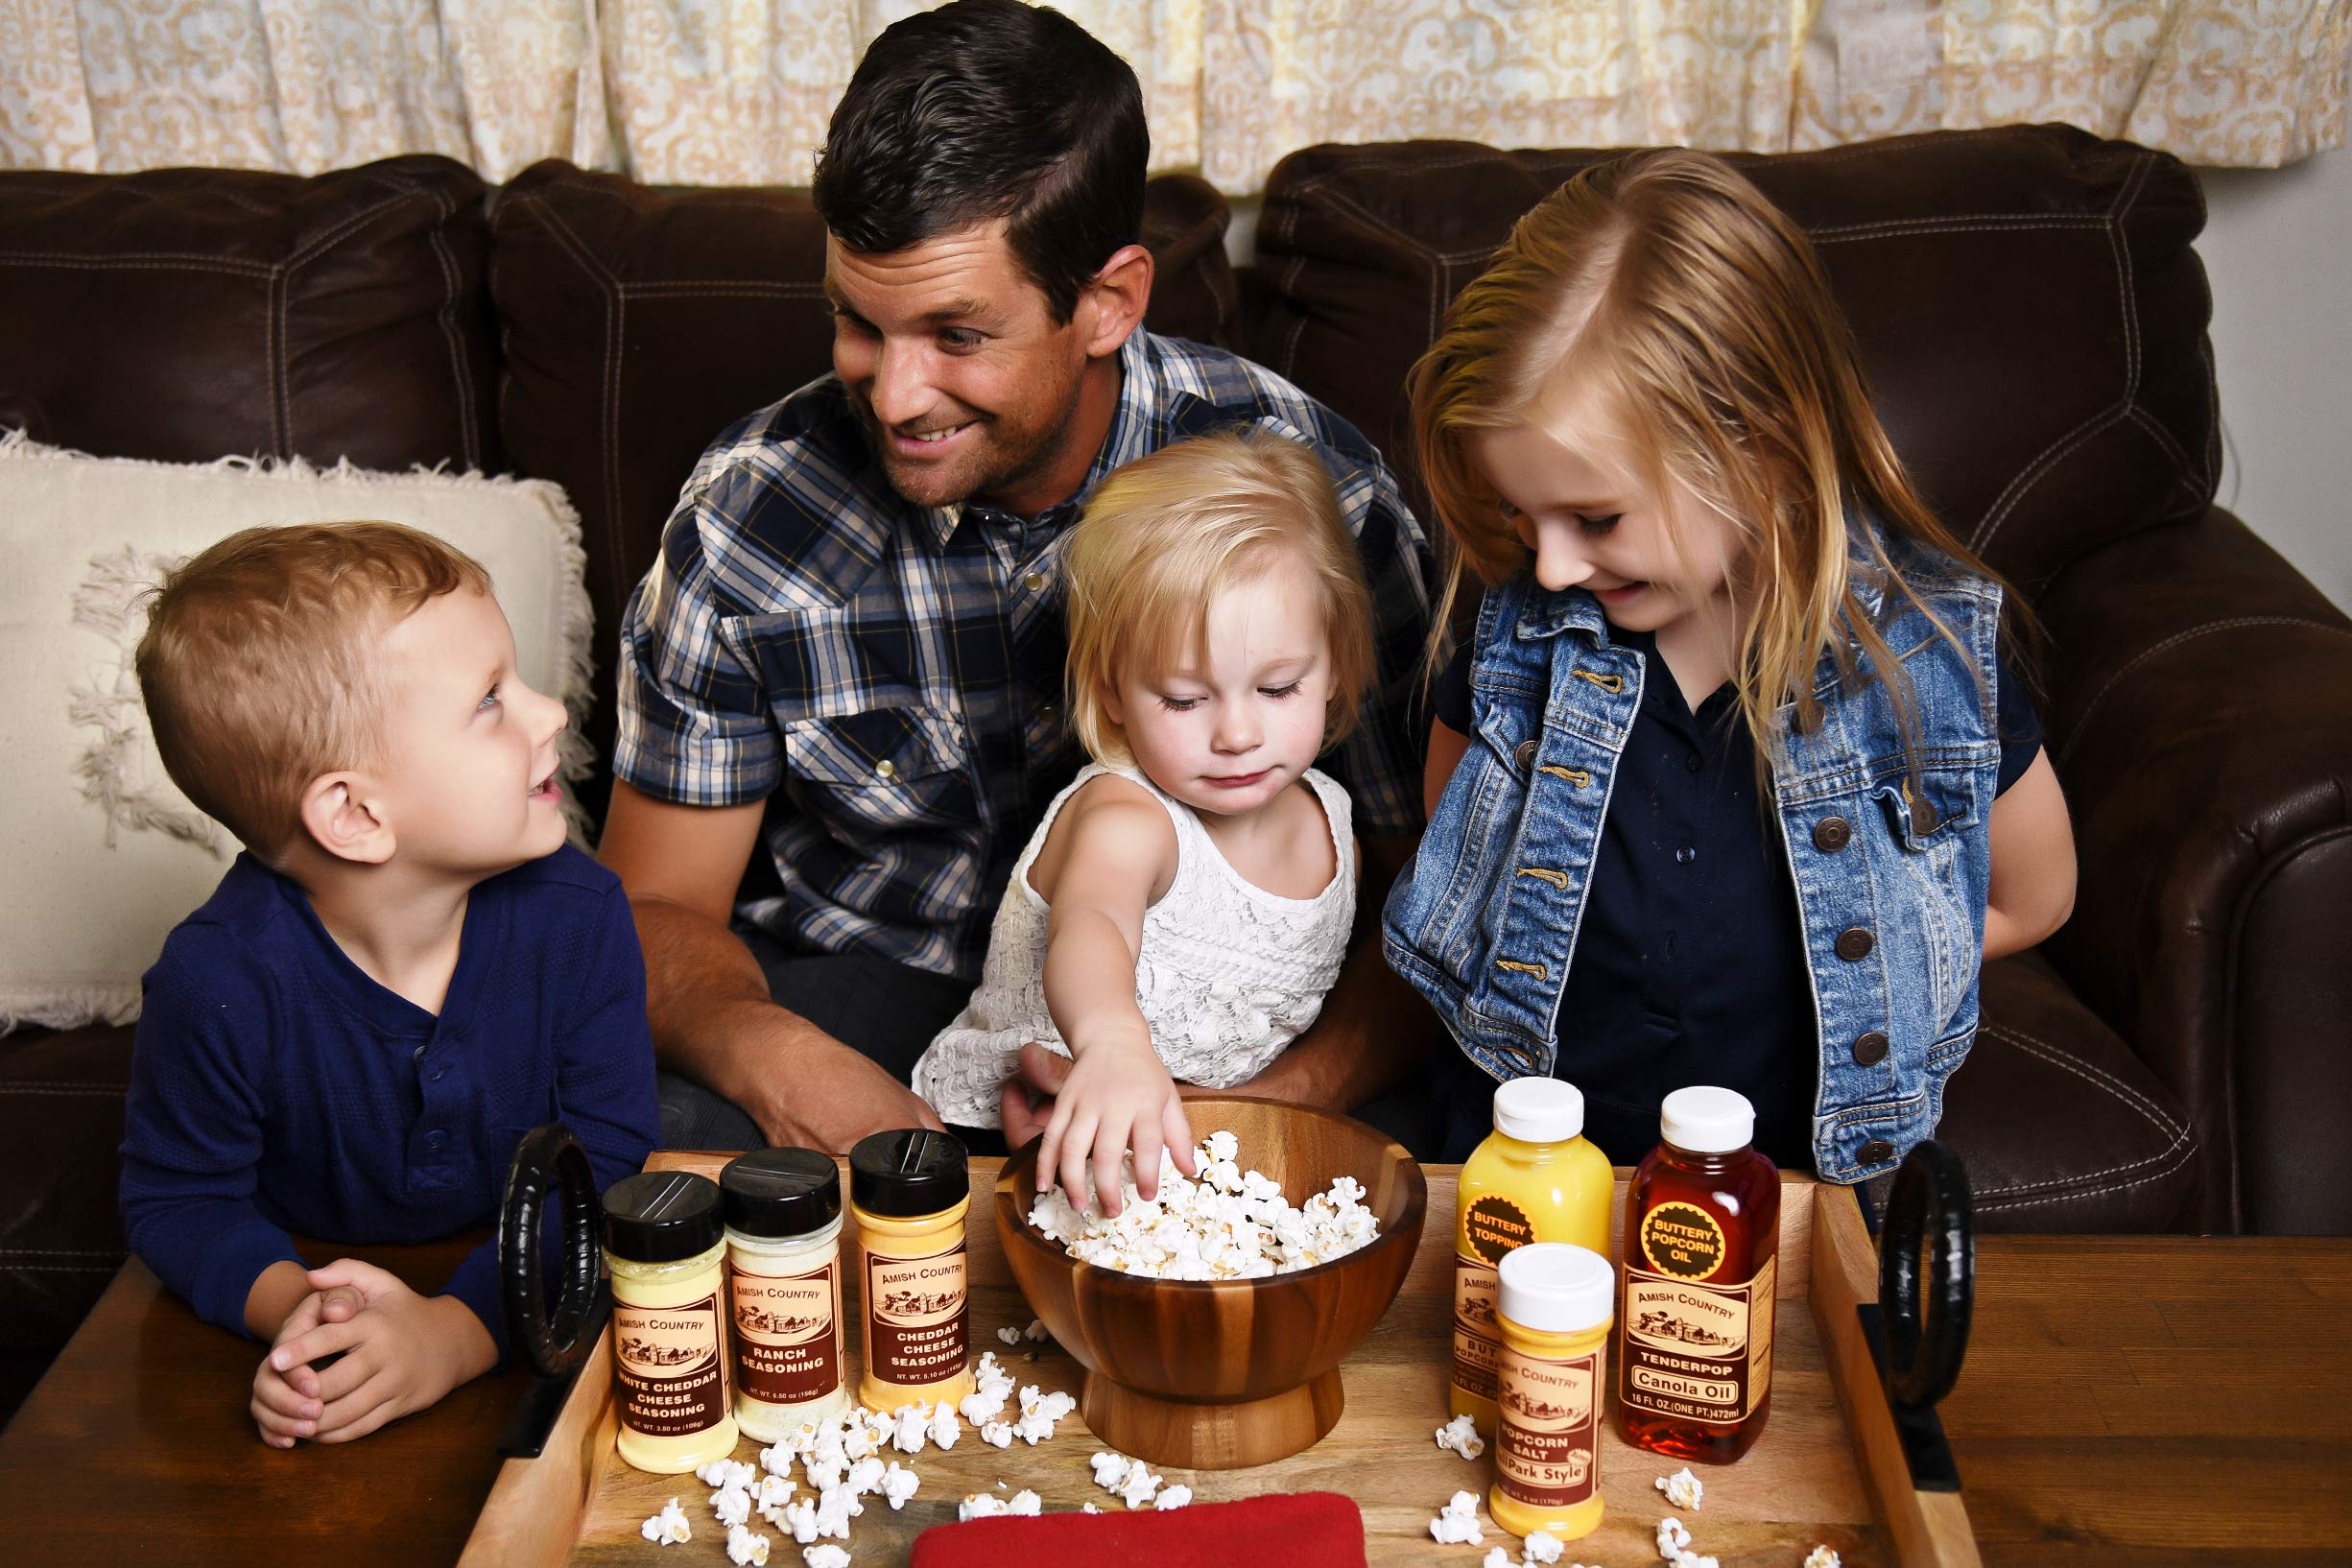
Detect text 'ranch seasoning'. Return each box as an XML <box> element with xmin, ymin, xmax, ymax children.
<box><xmin>1489</xmin><ymin>1242</ymin><xmax>1613</xmax><ymax>1542</ymax></box>
<box><xmin>849</xmin><ymin>1128</ymin><xmax>977</xmax><ymax>1412</ymax></box>
<box><xmin>604</xmin><ymin>1170</ymin><xmax>739</xmax><ymax>1474</ymax></box>
<box><xmin>1452</xmin><ymin>1077</ymin><xmax>1612</xmax><ymax>1437</ymax></box>
<box><xmin>721</xmin><ymin>1148</ymin><xmax>851</xmax><ymax>1438</ymax></box>
<box><xmin>1617</xmin><ymin>1085</ymin><xmax>1780</xmax><ymax>1463</ymax></box>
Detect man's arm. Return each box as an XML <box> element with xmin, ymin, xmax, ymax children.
<box><xmin>598</xmin><ymin>780</ymin><xmax>943</xmax><ymax>1151</ymax></box>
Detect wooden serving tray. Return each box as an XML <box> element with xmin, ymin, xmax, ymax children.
<box><xmin>463</xmin><ymin>1154</ymin><xmax>1980</xmax><ymax>1567</ymax></box>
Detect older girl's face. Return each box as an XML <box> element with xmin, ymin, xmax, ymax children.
<box><xmin>1470</xmin><ymin>392</ymin><xmax>1744</xmax><ymax>640</ymax></box>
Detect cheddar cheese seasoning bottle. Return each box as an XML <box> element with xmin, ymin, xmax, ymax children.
<box><xmin>604</xmin><ymin>1170</ymin><xmax>739</xmax><ymax>1474</ymax></box>
<box><xmin>1453</xmin><ymin>1077</ymin><xmax>1612</xmax><ymax>1436</ymax></box>
<box><xmin>849</xmin><ymin>1128</ymin><xmax>976</xmax><ymax>1412</ymax></box>
<box><xmin>1488</xmin><ymin>1243</ymin><xmax>1613</xmax><ymax>1542</ymax></box>
<box><xmin>1616</xmin><ymin>1086</ymin><xmax>1779</xmax><ymax>1462</ymax></box>
<box><xmin>722</xmin><ymin>1148</ymin><xmax>851</xmax><ymax>1439</ymax></box>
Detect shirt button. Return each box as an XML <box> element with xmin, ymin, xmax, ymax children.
<box><xmin>1023</xmin><ymin>570</ymin><xmax>1049</xmax><ymax>593</ymax></box>
<box><xmin>425</xmin><ymin>1130</ymin><xmax>446</xmax><ymax>1151</ymax></box>
<box><xmin>1685</xmin><ymin>752</ymin><xmax>1702</xmax><ymax>773</ymax></box>
<box><xmin>1836</xmin><ymin>926</ymin><xmax>1876</xmax><ymax>962</ymax></box>
<box><xmin>1514</xmin><ymin>739</ymin><xmax>1537</xmax><ymax>772</ymax></box>
<box><xmin>1675</xmin><ymin>845</ymin><xmax>1696</xmax><ymax>865</ymax></box>
<box><xmin>1858</xmin><ymin>1138</ymin><xmax>1896</xmax><ymax>1165</ymax></box>
<box><xmin>411</xmin><ymin>1044</ymin><xmax>427</xmax><ymax>1064</ymax></box>
<box><xmin>1038</xmin><ymin>703</ymin><xmax>1059</xmax><ymax>725</ymax></box>
<box><xmin>1851</xmin><ymin>1031</ymin><xmax>1890</xmax><ymax>1066</ymax></box>
<box><xmin>430</xmin><ymin>1066</ymin><xmax>446</xmax><ymax>1082</ymax></box>
<box><xmin>1814</xmin><ymin>816</ymin><xmax>1854</xmax><ymax>852</ymax></box>
<box><xmin>875</xmin><ymin>758</ymin><xmax>897</xmax><ymax>780</ymax></box>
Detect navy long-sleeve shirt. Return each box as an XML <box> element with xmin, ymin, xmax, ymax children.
<box><xmin>119</xmin><ymin>844</ymin><xmax>660</xmax><ymax>1359</ymax></box>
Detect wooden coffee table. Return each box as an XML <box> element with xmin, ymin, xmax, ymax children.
<box><xmin>1</xmin><ymin>1199</ymin><xmax>2343</xmax><ymax>1565</ymax></box>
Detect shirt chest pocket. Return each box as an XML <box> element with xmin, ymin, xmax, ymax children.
<box><xmin>783</xmin><ymin>704</ymin><xmax>978</xmax><ymax>830</ymax></box>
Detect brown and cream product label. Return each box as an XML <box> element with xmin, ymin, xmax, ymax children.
<box><xmin>1453</xmin><ymin>1194</ymin><xmax>1534</xmax><ymax>1403</ymax></box>
<box><xmin>612</xmin><ymin>1292</ymin><xmax>731</xmax><ymax>1438</ymax></box>
<box><xmin>1619</xmin><ymin>1244</ymin><xmax>1777</xmax><ymax>1427</ymax></box>
<box><xmin>1495</xmin><ymin>1343</ymin><xmax>1602</xmax><ymax>1509</ymax></box>
<box><xmin>731</xmin><ymin>1256</ymin><xmax>843</xmax><ymax>1408</ymax></box>
<box><xmin>864</xmin><ymin>1240</ymin><xmax>969</xmax><ymax>1389</ymax></box>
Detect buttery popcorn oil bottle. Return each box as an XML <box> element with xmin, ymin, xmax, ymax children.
<box><xmin>1452</xmin><ymin>1077</ymin><xmax>1612</xmax><ymax>1437</ymax></box>
<box><xmin>1616</xmin><ymin>1086</ymin><xmax>1779</xmax><ymax>1462</ymax></box>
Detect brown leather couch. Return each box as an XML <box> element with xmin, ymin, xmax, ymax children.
<box><xmin>5</xmin><ymin>125</ymin><xmax>2347</xmax><ymax>1422</ymax></box>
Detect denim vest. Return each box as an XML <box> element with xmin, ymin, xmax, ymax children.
<box><xmin>1383</xmin><ymin>526</ymin><xmax>2003</xmax><ymax>1183</ymax></box>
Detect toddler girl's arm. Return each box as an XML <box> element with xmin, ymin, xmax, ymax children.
<box><xmin>1030</xmin><ymin>775</ymin><xmax>1198</xmax><ymax>1216</ymax></box>
<box><xmin>1984</xmin><ymin>748</ymin><xmax>2077</xmax><ymax>960</ymax></box>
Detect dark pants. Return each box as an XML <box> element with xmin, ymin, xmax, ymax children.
<box><xmin>655</xmin><ymin>925</ymin><xmax>976</xmax><ymax>1152</ymax></box>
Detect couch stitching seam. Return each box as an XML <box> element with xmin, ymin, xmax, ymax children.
<box><xmin>2057</xmin><ymin>616</ymin><xmax>2352</xmax><ymax>767</ymax></box>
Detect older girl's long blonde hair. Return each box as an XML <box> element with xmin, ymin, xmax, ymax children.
<box><xmin>1410</xmin><ymin>148</ymin><xmax>2014</xmax><ymax>772</ymax></box>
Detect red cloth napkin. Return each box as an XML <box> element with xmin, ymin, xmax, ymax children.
<box><xmin>909</xmin><ymin>1490</ymin><xmax>1366</xmax><ymax>1568</ymax></box>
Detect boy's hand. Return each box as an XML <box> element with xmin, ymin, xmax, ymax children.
<box><xmin>259</xmin><ymin>1259</ymin><xmax>498</xmax><ymax>1443</ymax></box>
<box><xmin>1036</xmin><ymin>1031</ymin><xmax>1197</xmax><ymax>1219</ymax></box>
<box><xmin>250</xmin><ymin>1281</ymin><xmax>368</xmax><ymax>1447</ymax></box>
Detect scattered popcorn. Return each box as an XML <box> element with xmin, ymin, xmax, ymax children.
<box><xmin>754</xmin><ymin>1474</ymin><xmax>793</xmax><ymax>1511</ymax></box>
<box><xmin>845</xmin><ymin>1456</ymin><xmax>886</xmax><ymax>1497</ymax></box>
<box><xmin>802</xmin><ymin>1548</ymin><xmax>849</xmax><ymax>1568</ymax></box>
<box><xmin>927</xmin><ymin>1402</ymin><xmax>962</xmax><ymax>1450</ymax></box>
<box><xmin>882</xmin><ymin>1461</ymin><xmax>920</xmax><ymax>1510</ymax></box>
<box><xmin>998</xmin><ymin>1325</ymin><xmax>1023</xmax><ymax>1345</ymax></box>
<box><xmin>711</xmin><ymin>1485</ymin><xmax>753</xmax><ymax>1529</ymax></box>
<box><xmin>1671</xmin><ymin>1555</ymin><xmax>1719</xmax><ymax>1568</ymax></box>
<box><xmin>1483</xmin><ymin>1550</ymin><xmax>1514</xmax><ymax>1568</ymax></box>
<box><xmin>1205</xmin><ymin>1129</ymin><xmax>1238</xmax><ymax>1163</ymax></box>
<box><xmin>1436</xmin><ymin>1412</ymin><xmax>1486</xmax><ymax>1460</ymax></box>
<box><xmin>804</xmin><ymin>1457</ymin><xmax>846</xmax><ymax>1495</ymax></box>
<box><xmin>1118</xmin><ymin>1461</ymin><xmax>1162</xmax><ymax>1509</ymax></box>
<box><xmin>959</xmin><ymin>1492</ymin><xmax>1010</xmax><ymax>1521</ymax></box>
<box><xmin>1523</xmin><ymin>1530</ymin><xmax>1564</xmax><ymax>1564</ymax></box>
<box><xmin>698</xmin><ymin>1458</ymin><xmax>755</xmax><ymax>1490</ymax></box>
<box><xmin>1013</xmin><ymin>1410</ymin><xmax>1057</xmax><ymax>1444</ymax></box>
<box><xmin>1656</xmin><ymin>1466</ymin><xmax>1703</xmax><ymax>1511</ymax></box>
<box><xmin>1028</xmin><ymin>1132</ymin><xmax>1381</xmax><ymax>1278</ymax></box>
<box><xmin>725</xmin><ymin>1523</ymin><xmax>772</xmax><ymax>1567</ymax></box>
<box><xmin>1082</xmin><ymin>1503</ymin><xmax>1101</xmax><ymax>1514</ymax></box>
<box><xmin>1430</xmin><ymin>1489</ymin><xmax>1485</xmax><ymax>1546</ymax></box>
<box><xmin>1009</xmin><ymin>1489</ymin><xmax>1043</xmax><ymax>1515</ymax></box>
<box><xmin>1805</xmin><ymin>1551</ymin><xmax>1841</xmax><ymax>1568</ymax></box>
<box><xmin>981</xmin><ymin>1419</ymin><xmax>1015</xmax><ymax>1448</ymax></box>
<box><xmin>1657</xmin><ymin>1516</ymin><xmax>1694</xmax><ymax>1558</ymax></box>
<box><xmin>813</xmin><ymin>1485</ymin><xmax>860</xmax><ymax>1541</ymax></box>
<box><xmin>960</xmin><ymin>1388</ymin><xmax>1006</xmax><ymax>1424</ymax></box>
<box><xmin>1154</xmin><ymin>1485</ymin><xmax>1194</xmax><ymax>1510</ymax></box>
<box><xmin>640</xmin><ymin>1497</ymin><xmax>693</xmax><ymax>1545</ymax></box>
<box><xmin>1024</xmin><ymin>1317</ymin><xmax>1049</xmax><ymax>1342</ymax></box>
<box><xmin>778</xmin><ymin>1497</ymin><xmax>819</xmax><ymax>1545</ymax></box>
<box><xmin>758</xmin><ymin>1443</ymin><xmax>796</xmax><ymax>1482</ymax></box>
<box><xmin>1090</xmin><ymin>1452</ymin><xmax>1130</xmax><ymax>1488</ymax></box>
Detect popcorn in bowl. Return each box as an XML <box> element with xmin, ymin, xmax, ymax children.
<box><xmin>1027</xmin><ymin>1129</ymin><xmax>1381</xmax><ymax>1278</ymax></box>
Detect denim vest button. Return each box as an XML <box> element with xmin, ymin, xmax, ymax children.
<box><xmin>1851</xmin><ymin>1031</ymin><xmax>1889</xmax><ymax>1066</ymax></box>
<box><xmin>1835</xmin><ymin>927</ymin><xmax>1875</xmax><ymax>962</ymax></box>
<box><xmin>1857</xmin><ymin>1138</ymin><xmax>1895</xmax><ymax>1164</ymax></box>
<box><xmin>1813</xmin><ymin>816</ymin><xmax>1853</xmax><ymax>852</ymax></box>
<box><xmin>1514</xmin><ymin>739</ymin><xmax>1537</xmax><ymax>772</ymax></box>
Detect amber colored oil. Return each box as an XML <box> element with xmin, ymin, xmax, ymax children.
<box><xmin>1614</xmin><ymin>1140</ymin><xmax>1778</xmax><ymax>1463</ymax></box>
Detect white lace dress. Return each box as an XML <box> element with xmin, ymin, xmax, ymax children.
<box><xmin>912</xmin><ymin>763</ymin><xmax>1357</xmax><ymax>1128</ymax></box>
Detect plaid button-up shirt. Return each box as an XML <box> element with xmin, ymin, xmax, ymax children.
<box><xmin>615</xmin><ymin>327</ymin><xmax>1434</xmax><ymax>981</ymax></box>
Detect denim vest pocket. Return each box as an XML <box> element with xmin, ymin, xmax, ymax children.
<box><xmin>1870</xmin><ymin>761</ymin><xmax>1983</xmax><ymax>850</ymax></box>
<box><xmin>1816</xmin><ymin>1091</ymin><xmax>1935</xmax><ymax>1182</ymax></box>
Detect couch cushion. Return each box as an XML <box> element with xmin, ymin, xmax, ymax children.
<box><xmin>0</xmin><ymin>1024</ymin><xmax>132</xmax><ymax>1354</ymax></box>
<box><xmin>0</xmin><ymin>154</ymin><xmax>499</xmax><ymax>475</ymax></box>
<box><xmin>1251</xmin><ymin>126</ymin><xmax>2217</xmax><ymax>592</ymax></box>
<box><xmin>489</xmin><ymin>163</ymin><xmax>1240</xmax><ymax>818</ymax></box>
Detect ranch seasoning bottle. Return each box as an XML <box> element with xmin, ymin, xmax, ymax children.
<box><xmin>1452</xmin><ymin>1077</ymin><xmax>1611</xmax><ymax>1436</ymax></box>
<box><xmin>604</xmin><ymin>1170</ymin><xmax>739</xmax><ymax>1474</ymax></box>
<box><xmin>1616</xmin><ymin>1085</ymin><xmax>1779</xmax><ymax>1462</ymax></box>
<box><xmin>722</xmin><ymin>1148</ymin><xmax>851</xmax><ymax>1439</ymax></box>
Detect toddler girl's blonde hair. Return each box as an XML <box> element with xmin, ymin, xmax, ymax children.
<box><xmin>1061</xmin><ymin>428</ymin><xmax>1376</xmax><ymax>767</ymax></box>
<box><xmin>1409</xmin><ymin>148</ymin><xmax>2016</xmax><ymax>770</ymax></box>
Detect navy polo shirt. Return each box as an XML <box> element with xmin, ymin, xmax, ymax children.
<box><xmin>1430</xmin><ymin>624</ymin><xmax>2044</xmax><ymax>1167</ymax></box>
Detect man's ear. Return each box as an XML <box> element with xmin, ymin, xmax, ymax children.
<box><xmin>1076</xmin><ymin>243</ymin><xmax>1153</xmax><ymax>361</ymax></box>
<box><xmin>298</xmin><ymin>772</ymin><xmax>395</xmax><ymax>866</ymax></box>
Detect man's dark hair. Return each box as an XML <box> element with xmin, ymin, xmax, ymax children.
<box><xmin>814</xmin><ymin>0</ymin><xmax>1148</xmax><ymax>322</ymax></box>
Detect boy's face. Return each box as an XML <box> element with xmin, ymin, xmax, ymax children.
<box><xmin>369</xmin><ymin>587</ymin><xmax>570</xmax><ymax>876</ymax></box>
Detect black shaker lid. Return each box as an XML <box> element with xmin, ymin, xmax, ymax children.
<box><xmin>849</xmin><ymin>1128</ymin><xmax>968</xmax><ymax>1219</ymax></box>
<box><xmin>721</xmin><ymin>1148</ymin><xmax>843</xmax><ymax>1238</ymax></box>
<box><xmin>602</xmin><ymin>1170</ymin><xmax>725</xmax><ymax>1263</ymax></box>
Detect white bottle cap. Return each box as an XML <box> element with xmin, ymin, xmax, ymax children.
<box><xmin>1660</xmin><ymin>1085</ymin><xmax>1756</xmax><ymax>1153</ymax></box>
<box><xmin>1497</xmin><ymin>1243</ymin><xmax>1614</xmax><ymax>1334</ymax></box>
<box><xmin>1493</xmin><ymin>1076</ymin><xmax>1584</xmax><ymax>1143</ymax></box>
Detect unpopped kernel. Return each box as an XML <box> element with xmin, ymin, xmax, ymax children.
<box><xmin>1436</xmin><ymin>1412</ymin><xmax>1486</xmax><ymax>1461</ymax></box>
<box><xmin>1028</xmin><ymin>1133</ymin><xmax>1380</xmax><ymax>1278</ymax></box>
<box><xmin>1656</xmin><ymin>1466</ymin><xmax>1703</xmax><ymax>1511</ymax></box>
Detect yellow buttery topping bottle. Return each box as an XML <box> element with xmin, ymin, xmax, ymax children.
<box><xmin>1453</xmin><ymin>1077</ymin><xmax>1612</xmax><ymax>1436</ymax></box>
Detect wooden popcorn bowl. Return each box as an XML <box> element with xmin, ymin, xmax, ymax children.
<box><xmin>992</xmin><ymin>1095</ymin><xmax>1426</xmax><ymax>1471</ymax></box>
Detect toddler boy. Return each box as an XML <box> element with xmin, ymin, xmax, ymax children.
<box><xmin>119</xmin><ymin>521</ymin><xmax>658</xmax><ymax>1446</ymax></box>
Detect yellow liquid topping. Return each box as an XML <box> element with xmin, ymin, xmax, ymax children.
<box><xmin>1453</xmin><ymin>1124</ymin><xmax>1613</xmax><ymax>1435</ymax></box>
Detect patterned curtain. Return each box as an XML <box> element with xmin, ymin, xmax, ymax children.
<box><xmin>1</xmin><ymin>0</ymin><xmax>2342</xmax><ymax>185</ymax></box>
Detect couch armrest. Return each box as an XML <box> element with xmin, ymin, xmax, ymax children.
<box><xmin>2034</xmin><ymin>508</ymin><xmax>2352</xmax><ymax>1233</ymax></box>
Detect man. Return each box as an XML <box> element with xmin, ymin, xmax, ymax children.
<box><xmin>600</xmin><ymin>0</ymin><xmax>1434</xmax><ymax>1153</ymax></box>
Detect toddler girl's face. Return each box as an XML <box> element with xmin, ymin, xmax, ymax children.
<box><xmin>1472</xmin><ymin>392</ymin><xmax>1743</xmax><ymax>640</ymax></box>
<box><xmin>1105</xmin><ymin>549</ymin><xmax>1334</xmax><ymax>821</ymax></box>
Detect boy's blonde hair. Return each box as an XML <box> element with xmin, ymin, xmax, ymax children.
<box><xmin>1410</xmin><ymin>148</ymin><xmax>2016</xmax><ymax>771</ymax></box>
<box><xmin>1061</xmin><ymin>429</ymin><xmax>1376</xmax><ymax>767</ymax></box>
<box><xmin>135</xmin><ymin>521</ymin><xmax>491</xmax><ymax>861</ymax></box>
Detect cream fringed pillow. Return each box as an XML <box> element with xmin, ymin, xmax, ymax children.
<box><xmin>0</xmin><ymin>433</ymin><xmax>597</xmax><ymax>1032</ymax></box>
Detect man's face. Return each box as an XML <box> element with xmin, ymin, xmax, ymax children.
<box><xmin>825</xmin><ymin>222</ymin><xmax>1093</xmax><ymax>511</ymax></box>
